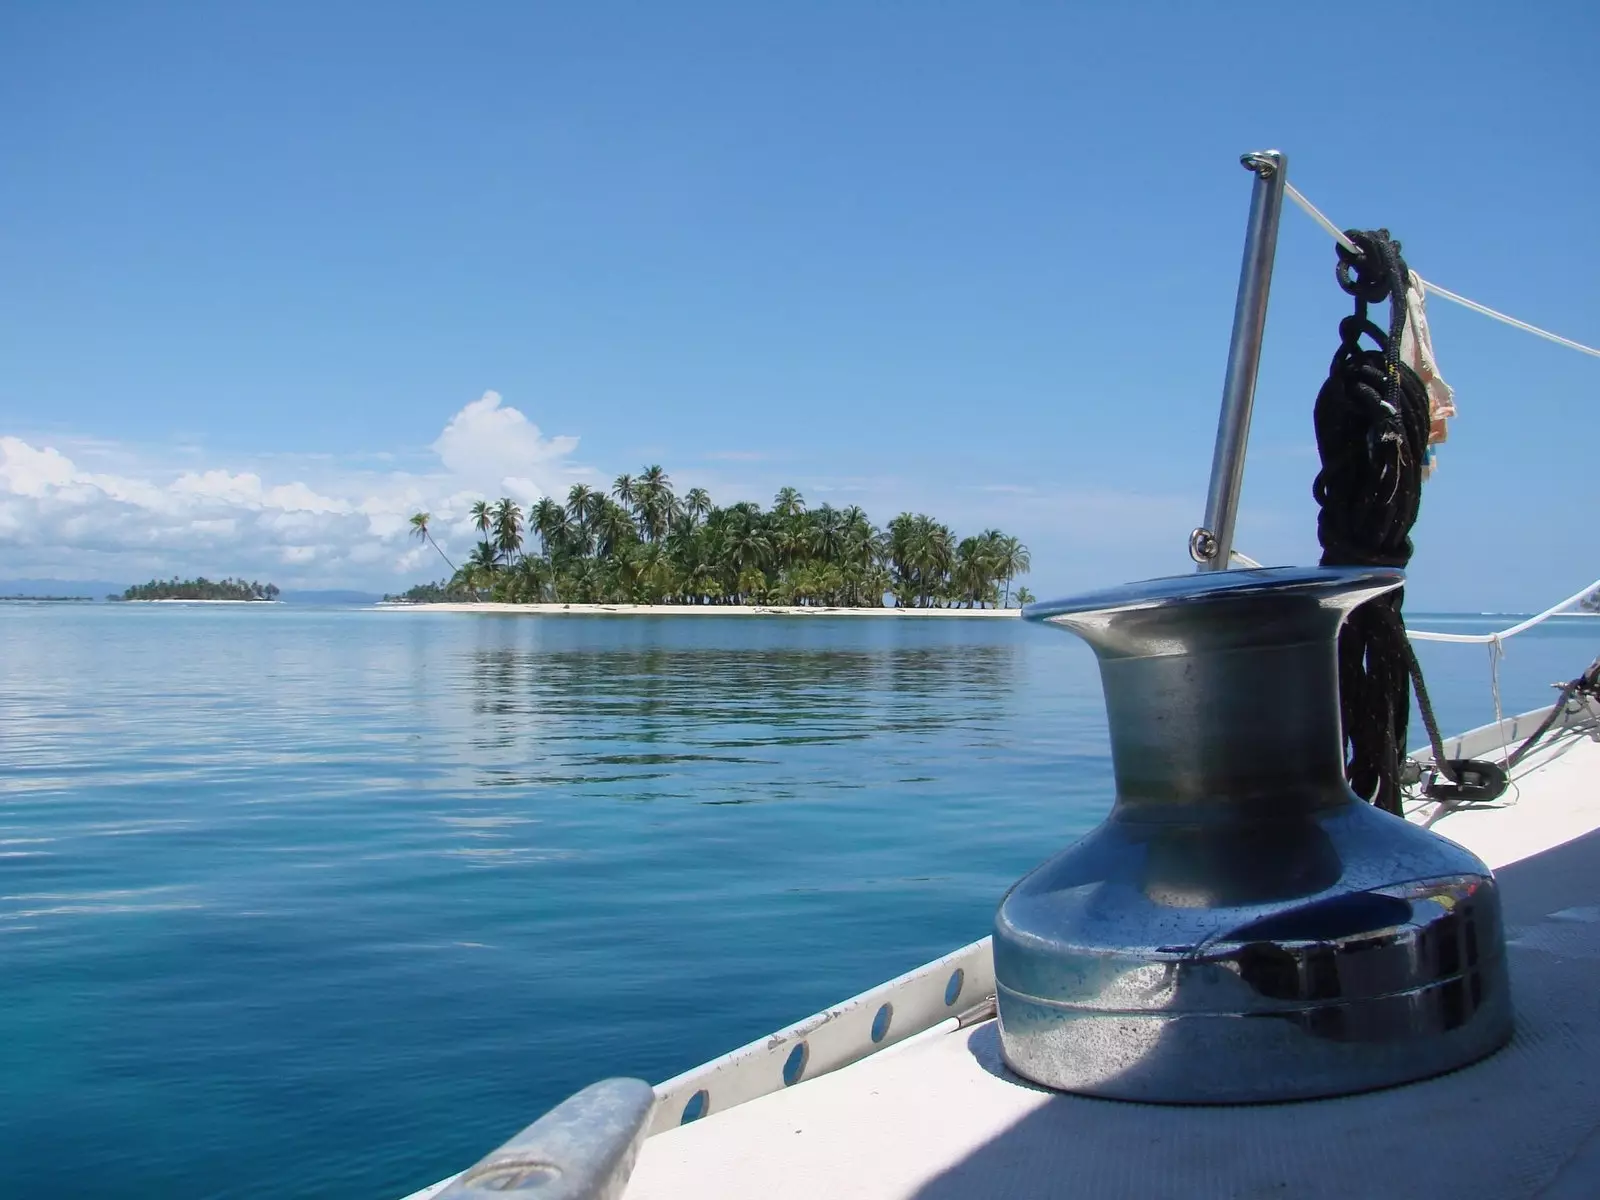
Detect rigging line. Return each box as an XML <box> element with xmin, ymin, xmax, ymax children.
<box><xmin>1407</xmin><ymin>577</ymin><xmax>1600</xmax><ymax>644</ymax></box>
<box><xmin>1283</xmin><ymin>181</ymin><xmax>1600</xmax><ymax>359</ymax></box>
<box><xmin>1412</xmin><ymin>278</ymin><xmax>1600</xmax><ymax>359</ymax></box>
<box><xmin>1284</xmin><ymin>182</ymin><xmax>1362</xmax><ymax>256</ymax></box>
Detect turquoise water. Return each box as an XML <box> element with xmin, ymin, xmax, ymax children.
<box><xmin>0</xmin><ymin>604</ymin><xmax>1594</xmax><ymax>1198</ymax></box>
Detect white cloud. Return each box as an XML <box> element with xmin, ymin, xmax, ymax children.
<box><xmin>0</xmin><ymin>392</ymin><xmax>584</xmax><ymax>588</ymax></box>
<box><xmin>431</xmin><ymin>391</ymin><xmax>579</xmax><ymax>498</ymax></box>
<box><xmin>0</xmin><ymin>438</ymin><xmax>77</xmax><ymax>495</ymax></box>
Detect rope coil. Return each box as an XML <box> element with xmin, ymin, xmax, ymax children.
<box><xmin>1314</xmin><ymin>229</ymin><xmax>1447</xmax><ymax>815</ymax></box>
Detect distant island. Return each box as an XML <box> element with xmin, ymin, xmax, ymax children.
<box><xmin>115</xmin><ymin>577</ymin><xmax>281</xmax><ymax>602</ymax></box>
<box><xmin>385</xmin><ymin>581</ymin><xmax>475</xmax><ymax>604</ymax></box>
<box><xmin>399</xmin><ymin>467</ymin><xmax>1033</xmax><ymax>609</ymax></box>
<box><xmin>0</xmin><ymin>594</ymin><xmax>94</xmax><ymax>603</ymax></box>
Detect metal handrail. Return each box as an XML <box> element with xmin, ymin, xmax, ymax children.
<box><xmin>431</xmin><ymin>1078</ymin><xmax>655</xmax><ymax>1200</ymax></box>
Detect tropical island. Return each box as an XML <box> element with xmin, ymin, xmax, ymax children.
<box><xmin>116</xmin><ymin>577</ymin><xmax>281</xmax><ymax>602</ymax></box>
<box><xmin>399</xmin><ymin>467</ymin><xmax>1033</xmax><ymax>609</ymax></box>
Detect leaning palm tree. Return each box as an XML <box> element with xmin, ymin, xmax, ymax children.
<box><xmin>408</xmin><ymin>512</ymin><xmax>458</xmax><ymax>573</ymax></box>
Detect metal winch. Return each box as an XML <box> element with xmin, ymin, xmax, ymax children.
<box><xmin>994</xmin><ymin>566</ymin><xmax>1512</xmax><ymax>1102</ymax></box>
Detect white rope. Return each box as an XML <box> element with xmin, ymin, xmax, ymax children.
<box><xmin>1413</xmin><ymin>277</ymin><xmax>1600</xmax><ymax>359</ymax></box>
<box><xmin>1489</xmin><ymin>637</ymin><xmax>1505</xmax><ymax>730</ymax></box>
<box><xmin>1408</xmin><ymin>578</ymin><xmax>1600</xmax><ymax>644</ymax></box>
<box><xmin>1283</xmin><ymin>182</ymin><xmax>1600</xmax><ymax>359</ymax></box>
<box><xmin>1283</xmin><ymin>183</ymin><xmax>1363</xmax><ymax>257</ymax></box>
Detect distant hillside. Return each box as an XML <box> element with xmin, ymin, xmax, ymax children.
<box><xmin>0</xmin><ymin>579</ymin><xmax>124</xmax><ymax>599</ymax></box>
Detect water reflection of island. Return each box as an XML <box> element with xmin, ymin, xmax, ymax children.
<box><xmin>457</xmin><ymin>640</ymin><xmax>1023</xmax><ymax>798</ymax></box>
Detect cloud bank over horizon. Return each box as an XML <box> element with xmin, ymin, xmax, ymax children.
<box><xmin>0</xmin><ymin>392</ymin><xmax>591</xmax><ymax>588</ymax></box>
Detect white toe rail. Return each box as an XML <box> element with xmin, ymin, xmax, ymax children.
<box><xmin>647</xmin><ymin>936</ymin><xmax>995</xmax><ymax>1136</ymax></box>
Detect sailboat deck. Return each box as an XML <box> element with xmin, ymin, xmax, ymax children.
<box><xmin>625</xmin><ymin>726</ymin><xmax>1600</xmax><ymax>1200</ymax></box>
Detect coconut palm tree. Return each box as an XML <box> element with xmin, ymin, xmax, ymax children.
<box><xmin>611</xmin><ymin>473</ymin><xmax>636</xmax><ymax>513</ymax></box>
<box><xmin>450</xmin><ymin>540</ymin><xmax>500</xmax><ymax>598</ymax></box>
<box><xmin>470</xmin><ymin>500</ymin><xmax>493</xmax><ymax>540</ymax></box>
<box><xmin>595</xmin><ymin>499</ymin><xmax>639</xmax><ymax>558</ymax></box>
<box><xmin>1015</xmin><ymin>586</ymin><xmax>1036</xmax><ymax>607</ymax></box>
<box><xmin>408</xmin><ymin>512</ymin><xmax>458</xmax><ymax>574</ymax></box>
<box><xmin>506</xmin><ymin>554</ymin><xmax>552</xmax><ymax>603</ymax></box>
<box><xmin>635</xmin><ymin>465</ymin><xmax>677</xmax><ymax>541</ymax></box>
<box><xmin>531</xmin><ymin>497</ymin><xmax>569</xmax><ymax>559</ymax></box>
<box><xmin>954</xmin><ymin>536</ymin><xmax>991</xmax><ymax>607</ymax></box>
<box><xmin>566</xmin><ymin>484</ymin><xmax>604</xmax><ymax>551</ymax></box>
<box><xmin>994</xmin><ymin>533</ymin><xmax>1031</xmax><ymax>607</ymax></box>
<box><xmin>773</xmin><ymin>486</ymin><xmax>804</xmax><ymax>519</ymax></box>
<box><xmin>724</xmin><ymin>519</ymin><xmax>773</xmax><ymax>584</ymax></box>
<box><xmin>490</xmin><ymin>498</ymin><xmax>523</xmax><ymax>564</ymax></box>
<box><xmin>683</xmin><ymin>487</ymin><xmax>712</xmax><ymax>525</ymax></box>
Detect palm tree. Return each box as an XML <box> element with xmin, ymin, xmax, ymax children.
<box><xmin>773</xmin><ymin>486</ymin><xmax>804</xmax><ymax>519</ymax></box>
<box><xmin>954</xmin><ymin>536</ymin><xmax>993</xmax><ymax>607</ymax></box>
<box><xmin>451</xmin><ymin>540</ymin><xmax>500</xmax><ymax>598</ymax></box>
<box><xmin>994</xmin><ymin>533</ymin><xmax>1031</xmax><ymax>607</ymax></box>
<box><xmin>683</xmin><ymin>487</ymin><xmax>712</xmax><ymax>525</ymax></box>
<box><xmin>724</xmin><ymin>519</ymin><xmax>773</xmax><ymax>583</ymax></box>
<box><xmin>490</xmin><ymin>497</ymin><xmax>523</xmax><ymax>564</ymax></box>
<box><xmin>470</xmin><ymin>500</ymin><xmax>493</xmax><ymax>540</ymax></box>
<box><xmin>611</xmin><ymin>473</ymin><xmax>636</xmax><ymax>513</ymax></box>
<box><xmin>508</xmin><ymin>554</ymin><xmax>552</xmax><ymax>603</ymax></box>
<box><xmin>408</xmin><ymin>512</ymin><xmax>458</xmax><ymax>573</ymax></box>
<box><xmin>635</xmin><ymin>465</ymin><xmax>678</xmax><ymax>541</ymax></box>
<box><xmin>531</xmin><ymin>497</ymin><xmax>570</xmax><ymax>559</ymax></box>
<box><xmin>1015</xmin><ymin>586</ymin><xmax>1036</xmax><ymax>607</ymax></box>
<box><xmin>595</xmin><ymin>499</ymin><xmax>639</xmax><ymax>558</ymax></box>
<box><xmin>566</xmin><ymin>484</ymin><xmax>605</xmax><ymax>551</ymax></box>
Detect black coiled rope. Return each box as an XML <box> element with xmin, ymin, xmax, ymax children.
<box><xmin>1313</xmin><ymin>229</ymin><xmax>1449</xmax><ymax>815</ymax></box>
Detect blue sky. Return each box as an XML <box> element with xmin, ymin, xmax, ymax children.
<box><xmin>1</xmin><ymin>2</ymin><xmax>1595</xmax><ymax>607</ymax></box>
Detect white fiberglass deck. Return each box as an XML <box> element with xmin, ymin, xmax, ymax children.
<box><xmin>625</xmin><ymin>721</ymin><xmax>1600</xmax><ymax>1200</ymax></box>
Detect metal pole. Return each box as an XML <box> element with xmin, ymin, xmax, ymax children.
<box><xmin>1190</xmin><ymin>150</ymin><xmax>1287</xmax><ymax>571</ymax></box>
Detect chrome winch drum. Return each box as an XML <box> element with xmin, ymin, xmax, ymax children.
<box><xmin>994</xmin><ymin>566</ymin><xmax>1513</xmax><ymax>1103</ymax></box>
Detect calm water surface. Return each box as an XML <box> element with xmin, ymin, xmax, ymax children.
<box><xmin>0</xmin><ymin>604</ymin><xmax>1594</xmax><ymax>1198</ymax></box>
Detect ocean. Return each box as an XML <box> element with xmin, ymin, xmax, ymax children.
<box><xmin>0</xmin><ymin>602</ymin><xmax>1593</xmax><ymax>1198</ymax></box>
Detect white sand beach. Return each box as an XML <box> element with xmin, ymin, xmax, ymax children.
<box><xmin>376</xmin><ymin>602</ymin><xmax>1021</xmax><ymax>618</ymax></box>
